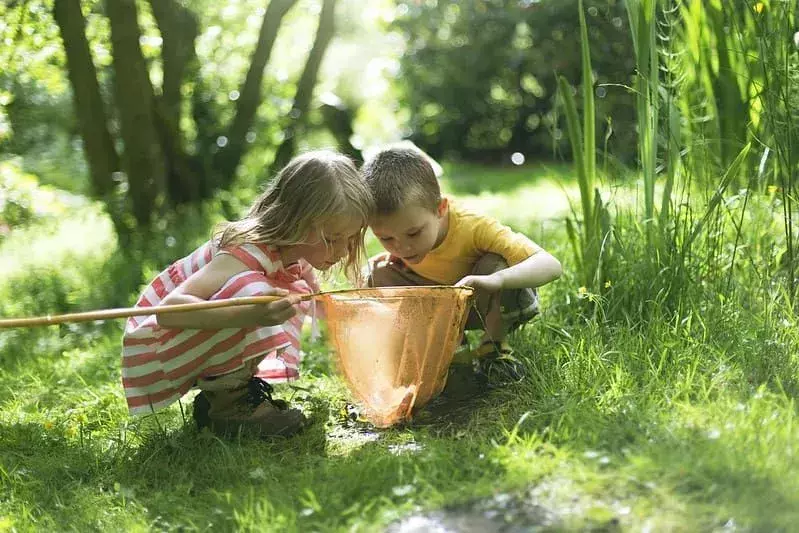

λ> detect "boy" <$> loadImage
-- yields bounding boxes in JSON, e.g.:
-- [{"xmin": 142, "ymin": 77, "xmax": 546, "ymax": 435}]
[{"xmin": 362, "ymin": 146, "xmax": 562, "ymax": 386}]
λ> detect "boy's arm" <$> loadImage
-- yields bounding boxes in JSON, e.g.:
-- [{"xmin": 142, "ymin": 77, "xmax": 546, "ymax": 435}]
[
  {"xmin": 456, "ymin": 214, "xmax": 562, "ymax": 292},
  {"xmin": 456, "ymin": 251, "xmax": 562, "ymax": 292},
  {"xmin": 157, "ymin": 254, "xmax": 299, "ymax": 329}
]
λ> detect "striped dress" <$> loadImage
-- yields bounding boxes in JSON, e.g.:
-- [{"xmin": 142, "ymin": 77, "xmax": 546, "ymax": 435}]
[{"xmin": 121, "ymin": 241, "xmax": 319, "ymax": 416}]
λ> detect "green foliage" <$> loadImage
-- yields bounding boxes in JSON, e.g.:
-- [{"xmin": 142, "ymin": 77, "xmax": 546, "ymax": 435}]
[
  {"xmin": 0, "ymin": 162, "xmax": 36, "ymax": 231},
  {"xmin": 0, "ymin": 159, "xmax": 83, "ymax": 240},
  {"xmin": 392, "ymin": 0, "xmax": 636, "ymax": 163},
  {"xmin": 558, "ymin": 0, "xmax": 611, "ymax": 292}
]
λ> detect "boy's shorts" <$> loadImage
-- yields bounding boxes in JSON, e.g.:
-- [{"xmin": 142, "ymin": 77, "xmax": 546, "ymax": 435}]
[{"xmin": 366, "ymin": 253, "xmax": 539, "ymax": 332}]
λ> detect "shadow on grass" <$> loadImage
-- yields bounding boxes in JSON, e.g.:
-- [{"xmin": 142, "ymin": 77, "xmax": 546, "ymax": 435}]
[{"xmin": 0, "ymin": 382, "xmax": 514, "ymax": 531}]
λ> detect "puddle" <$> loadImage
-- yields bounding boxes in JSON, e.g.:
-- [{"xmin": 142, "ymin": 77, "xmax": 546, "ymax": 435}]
[
  {"xmin": 388, "ymin": 442, "xmax": 424, "ymax": 455},
  {"xmin": 326, "ymin": 424, "xmax": 381, "ymax": 452},
  {"xmin": 386, "ymin": 481, "xmax": 624, "ymax": 533},
  {"xmin": 386, "ymin": 493, "xmax": 554, "ymax": 533}
]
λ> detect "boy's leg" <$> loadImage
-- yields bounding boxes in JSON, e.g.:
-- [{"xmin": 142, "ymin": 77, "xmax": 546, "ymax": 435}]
[
  {"xmin": 464, "ymin": 253, "xmax": 539, "ymax": 386},
  {"xmin": 464, "ymin": 254, "xmax": 539, "ymax": 336},
  {"xmin": 194, "ymin": 357, "xmax": 306, "ymax": 438}
]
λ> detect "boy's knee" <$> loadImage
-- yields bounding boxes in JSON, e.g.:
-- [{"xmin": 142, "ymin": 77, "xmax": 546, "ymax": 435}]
[{"xmin": 472, "ymin": 253, "xmax": 509, "ymax": 276}]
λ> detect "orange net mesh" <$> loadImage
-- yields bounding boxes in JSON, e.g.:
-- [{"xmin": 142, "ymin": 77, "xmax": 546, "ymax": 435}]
[{"xmin": 320, "ymin": 286, "xmax": 475, "ymax": 427}]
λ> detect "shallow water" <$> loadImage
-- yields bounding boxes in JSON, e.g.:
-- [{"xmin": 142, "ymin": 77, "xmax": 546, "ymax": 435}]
[
  {"xmin": 386, "ymin": 483, "xmax": 624, "ymax": 532},
  {"xmin": 386, "ymin": 492, "xmax": 555, "ymax": 533}
]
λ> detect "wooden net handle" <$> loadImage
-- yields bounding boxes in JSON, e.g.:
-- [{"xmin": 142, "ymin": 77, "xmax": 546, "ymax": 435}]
[
  {"xmin": 0, "ymin": 286, "xmax": 471, "ymax": 329},
  {"xmin": 0, "ymin": 294, "xmax": 311, "ymax": 328}
]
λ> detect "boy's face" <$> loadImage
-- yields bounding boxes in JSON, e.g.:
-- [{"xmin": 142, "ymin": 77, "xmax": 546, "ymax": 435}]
[{"xmin": 370, "ymin": 198, "xmax": 448, "ymax": 264}]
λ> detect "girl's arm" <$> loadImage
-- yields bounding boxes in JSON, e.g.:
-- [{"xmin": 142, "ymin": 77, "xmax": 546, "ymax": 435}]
[
  {"xmin": 455, "ymin": 251, "xmax": 562, "ymax": 292},
  {"xmin": 156, "ymin": 254, "xmax": 300, "ymax": 329}
]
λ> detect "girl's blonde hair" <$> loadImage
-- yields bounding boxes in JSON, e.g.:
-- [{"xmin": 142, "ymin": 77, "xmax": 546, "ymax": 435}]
[{"xmin": 216, "ymin": 150, "xmax": 374, "ymax": 282}]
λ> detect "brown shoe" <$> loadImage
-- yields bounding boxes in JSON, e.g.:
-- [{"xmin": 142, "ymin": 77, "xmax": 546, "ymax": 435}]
[{"xmin": 194, "ymin": 377, "xmax": 307, "ymax": 438}]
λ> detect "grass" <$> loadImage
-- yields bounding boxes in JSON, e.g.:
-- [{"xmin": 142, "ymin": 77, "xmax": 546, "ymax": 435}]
[{"xmin": 1, "ymin": 163, "xmax": 799, "ymax": 532}]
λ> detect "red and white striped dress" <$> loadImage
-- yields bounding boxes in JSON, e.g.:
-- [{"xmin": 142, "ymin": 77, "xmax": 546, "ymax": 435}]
[{"xmin": 121, "ymin": 241, "xmax": 319, "ymax": 416}]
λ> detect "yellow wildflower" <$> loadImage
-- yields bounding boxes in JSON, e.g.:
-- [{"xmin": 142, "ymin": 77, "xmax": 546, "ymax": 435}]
[
  {"xmin": 604, "ymin": 280, "xmax": 612, "ymax": 288},
  {"xmin": 755, "ymin": 2, "xmax": 764, "ymax": 13},
  {"xmin": 43, "ymin": 420, "xmax": 54, "ymax": 431},
  {"xmin": 767, "ymin": 185, "xmax": 778, "ymax": 194},
  {"xmin": 578, "ymin": 286, "xmax": 588, "ymax": 295}
]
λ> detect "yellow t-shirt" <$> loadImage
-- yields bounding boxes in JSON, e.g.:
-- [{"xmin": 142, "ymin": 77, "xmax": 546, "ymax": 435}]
[{"xmin": 406, "ymin": 199, "xmax": 542, "ymax": 284}]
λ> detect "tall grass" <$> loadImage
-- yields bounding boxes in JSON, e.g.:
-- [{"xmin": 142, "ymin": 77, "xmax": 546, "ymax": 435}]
[
  {"xmin": 558, "ymin": 0, "xmax": 609, "ymax": 292},
  {"xmin": 557, "ymin": 0, "xmax": 799, "ymax": 331},
  {"xmin": 742, "ymin": 0, "xmax": 799, "ymax": 299},
  {"xmin": 625, "ymin": 0, "xmax": 659, "ymax": 242}
]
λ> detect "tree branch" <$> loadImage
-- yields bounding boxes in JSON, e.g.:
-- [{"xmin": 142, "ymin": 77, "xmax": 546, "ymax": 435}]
[
  {"xmin": 271, "ymin": 0, "xmax": 338, "ymax": 172},
  {"xmin": 213, "ymin": 0, "xmax": 299, "ymax": 187}
]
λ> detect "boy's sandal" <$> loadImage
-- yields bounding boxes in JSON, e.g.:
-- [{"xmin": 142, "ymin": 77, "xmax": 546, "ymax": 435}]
[
  {"xmin": 473, "ymin": 340, "xmax": 526, "ymax": 387},
  {"xmin": 451, "ymin": 341, "xmax": 474, "ymax": 364},
  {"xmin": 471, "ymin": 339, "xmax": 514, "ymax": 359}
]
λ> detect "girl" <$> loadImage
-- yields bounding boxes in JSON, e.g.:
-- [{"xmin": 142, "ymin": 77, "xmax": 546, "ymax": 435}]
[{"xmin": 122, "ymin": 151, "xmax": 374, "ymax": 438}]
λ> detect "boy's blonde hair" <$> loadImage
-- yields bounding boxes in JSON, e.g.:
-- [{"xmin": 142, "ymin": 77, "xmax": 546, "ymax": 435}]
[
  {"xmin": 216, "ymin": 150, "xmax": 374, "ymax": 281},
  {"xmin": 361, "ymin": 146, "xmax": 441, "ymax": 215}
]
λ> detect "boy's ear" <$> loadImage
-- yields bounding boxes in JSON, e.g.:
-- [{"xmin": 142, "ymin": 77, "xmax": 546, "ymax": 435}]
[{"xmin": 437, "ymin": 197, "xmax": 448, "ymax": 218}]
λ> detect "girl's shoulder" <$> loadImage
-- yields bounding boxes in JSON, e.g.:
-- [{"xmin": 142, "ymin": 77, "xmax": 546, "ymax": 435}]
[{"xmin": 216, "ymin": 243, "xmax": 282, "ymax": 274}]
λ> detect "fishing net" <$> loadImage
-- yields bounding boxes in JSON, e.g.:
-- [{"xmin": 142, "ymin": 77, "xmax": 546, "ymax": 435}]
[{"xmin": 320, "ymin": 286, "xmax": 474, "ymax": 427}]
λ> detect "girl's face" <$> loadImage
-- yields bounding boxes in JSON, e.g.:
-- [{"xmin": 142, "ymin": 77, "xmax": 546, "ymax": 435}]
[{"xmin": 286, "ymin": 215, "xmax": 363, "ymax": 270}]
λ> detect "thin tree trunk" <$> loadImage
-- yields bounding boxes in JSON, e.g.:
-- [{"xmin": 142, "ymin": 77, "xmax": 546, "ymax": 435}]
[
  {"xmin": 148, "ymin": 0, "xmax": 202, "ymax": 204},
  {"xmin": 105, "ymin": 0, "xmax": 166, "ymax": 227},
  {"xmin": 212, "ymin": 0, "xmax": 298, "ymax": 187},
  {"xmin": 271, "ymin": 0, "xmax": 338, "ymax": 173},
  {"xmin": 52, "ymin": 0, "xmax": 119, "ymax": 199},
  {"xmin": 147, "ymin": 0, "xmax": 197, "ymax": 129}
]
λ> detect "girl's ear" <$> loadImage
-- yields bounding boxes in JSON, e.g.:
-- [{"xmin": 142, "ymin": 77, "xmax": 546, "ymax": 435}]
[{"xmin": 437, "ymin": 197, "xmax": 449, "ymax": 218}]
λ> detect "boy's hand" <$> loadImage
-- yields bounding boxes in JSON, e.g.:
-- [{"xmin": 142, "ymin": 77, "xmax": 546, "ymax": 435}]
[
  {"xmin": 371, "ymin": 252, "xmax": 404, "ymax": 267},
  {"xmin": 455, "ymin": 274, "xmax": 504, "ymax": 292}
]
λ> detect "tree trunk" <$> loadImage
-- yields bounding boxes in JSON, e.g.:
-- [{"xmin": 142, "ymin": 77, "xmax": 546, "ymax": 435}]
[
  {"xmin": 148, "ymin": 0, "xmax": 203, "ymax": 204},
  {"xmin": 271, "ymin": 0, "xmax": 338, "ymax": 173},
  {"xmin": 52, "ymin": 0, "xmax": 120, "ymax": 200},
  {"xmin": 212, "ymin": 0, "xmax": 298, "ymax": 187},
  {"xmin": 105, "ymin": 0, "xmax": 166, "ymax": 227},
  {"xmin": 320, "ymin": 96, "xmax": 362, "ymax": 162},
  {"xmin": 147, "ymin": 0, "xmax": 197, "ymax": 129}
]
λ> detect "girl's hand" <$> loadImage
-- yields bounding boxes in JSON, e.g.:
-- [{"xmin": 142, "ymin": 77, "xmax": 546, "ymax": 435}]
[
  {"xmin": 251, "ymin": 290, "xmax": 302, "ymax": 326},
  {"xmin": 455, "ymin": 273, "xmax": 504, "ymax": 293}
]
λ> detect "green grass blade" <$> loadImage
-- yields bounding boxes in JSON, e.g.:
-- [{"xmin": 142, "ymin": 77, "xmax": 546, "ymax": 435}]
[
  {"xmin": 578, "ymin": 0, "xmax": 595, "ymax": 192},
  {"xmin": 687, "ymin": 142, "xmax": 752, "ymax": 248},
  {"xmin": 558, "ymin": 75, "xmax": 592, "ymax": 235}
]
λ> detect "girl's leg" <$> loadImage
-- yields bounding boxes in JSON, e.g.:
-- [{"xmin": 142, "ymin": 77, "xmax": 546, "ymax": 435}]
[{"xmin": 194, "ymin": 358, "xmax": 306, "ymax": 438}]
